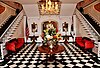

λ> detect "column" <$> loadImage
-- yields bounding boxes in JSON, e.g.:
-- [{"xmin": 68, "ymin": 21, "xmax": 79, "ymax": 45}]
[
  {"xmin": 73, "ymin": 15, "xmax": 76, "ymax": 41},
  {"xmin": 24, "ymin": 16, "xmax": 27, "ymax": 42},
  {"xmin": 98, "ymin": 40, "xmax": 100, "ymax": 61},
  {"xmin": 0, "ymin": 42, "xmax": 4, "ymax": 60}
]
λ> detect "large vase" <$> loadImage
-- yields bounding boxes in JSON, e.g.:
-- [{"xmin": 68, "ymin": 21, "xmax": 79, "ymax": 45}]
[{"xmin": 47, "ymin": 40, "xmax": 57, "ymax": 46}]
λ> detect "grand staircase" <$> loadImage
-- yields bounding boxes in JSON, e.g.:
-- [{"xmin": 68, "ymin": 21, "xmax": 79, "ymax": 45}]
[
  {"xmin": 76, "ymin": 9, "xmax": 100, "ymax": 42},
  {"xmin": 0, "ymin": 10, "xmax": 24, "ymax": 61},
  {"xmin": 75, "ymin": 9, "xmax": 100, "ymax": 60},
  {"xmin": 0, "ymin": 16, "xmax": 16, "ymax": 37},
  {"xmin": 1, "ymin": 11, "xmax": 23, "ymax": 42}
]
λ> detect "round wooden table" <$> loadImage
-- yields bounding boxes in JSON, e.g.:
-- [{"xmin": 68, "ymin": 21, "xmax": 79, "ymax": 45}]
[{"xmin": 38, "ymin": 44, "xmax": 65, "ymax": 63}]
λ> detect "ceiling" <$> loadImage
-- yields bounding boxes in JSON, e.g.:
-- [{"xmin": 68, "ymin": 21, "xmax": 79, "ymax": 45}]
[
  {"xmin": 2, "ymin": 0, "xmax": 82, "ymax": 17},
  {"xmin": 2, "ymin": 0, "xmax": 81, "ymax": 4}
]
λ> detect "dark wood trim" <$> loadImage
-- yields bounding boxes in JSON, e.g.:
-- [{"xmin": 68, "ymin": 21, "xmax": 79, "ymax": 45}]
[{"xmin": 0, "ymin": 1, "xmax": 16, "ymax": 9}]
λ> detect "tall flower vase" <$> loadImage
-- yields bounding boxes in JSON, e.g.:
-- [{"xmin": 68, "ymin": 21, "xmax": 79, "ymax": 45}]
[
  {"xmin": 47, "ymin": 40, "xmax": 58, "ymax": 51},
  {"xmin": 47, "ymin": 40, "xmax": 55, "ymax": 61}
]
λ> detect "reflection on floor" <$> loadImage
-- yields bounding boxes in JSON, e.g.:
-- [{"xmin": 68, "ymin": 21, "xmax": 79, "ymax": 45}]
[{"xmin": 2, "ymin": 43, "xmax": 100, "ymax": 68}]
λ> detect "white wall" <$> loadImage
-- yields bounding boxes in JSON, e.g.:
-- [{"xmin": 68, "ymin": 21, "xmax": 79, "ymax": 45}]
[
  {"xmin": 61, "ymin": 4, "xmax": 77, "ymax": 16},
  {"xmin": 75, "ymin": 13, "xmax": 89, "ymax": 37},
  {"xmin": 23, "ymin": 4, "xmax": 39, "ymax": 17},
  {"xmin": 23, "ymin": 3, "xmax": 77, "ymax": 17},
  {"xmin": 28, "ymin": 15, "xmax": 72, "ymax": 36},
  {"xmin": 13, "ymin": 18, "xmax": 24, "ymax": 38}
]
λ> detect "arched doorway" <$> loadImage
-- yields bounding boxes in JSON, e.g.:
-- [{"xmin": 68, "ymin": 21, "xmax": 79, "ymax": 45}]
[{"xmin": 42, "ymin": 21, "xmax": 58, "ymax": 32}]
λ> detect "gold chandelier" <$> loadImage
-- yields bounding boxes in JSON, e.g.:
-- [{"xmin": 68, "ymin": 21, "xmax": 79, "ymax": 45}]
[{"xmin": 38, "ymin": 0, "xmax": 61, "ymax": 15}]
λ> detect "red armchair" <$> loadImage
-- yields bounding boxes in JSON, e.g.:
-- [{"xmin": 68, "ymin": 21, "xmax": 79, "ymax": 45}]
[
  {"xmin": 6, "ymin": 38, "xmax": 24, "ymax": 53},
  {"xmin": 84, "ymin": 38, "xmax": 94, "ymax": 49},
  {"xmin": 6, "ymin": 42, "xmax": 16, "ymax": 52},
  {"xmin": 75, "ymin": 37, "xmax": 84, "ymax": 48},
  {"xmin": 75, "ymin": 37, "xmax": 94, "ymax": 50},
  {"xmin": 15, "ymin": 38, "xmax": 24, "ymax": 49}
]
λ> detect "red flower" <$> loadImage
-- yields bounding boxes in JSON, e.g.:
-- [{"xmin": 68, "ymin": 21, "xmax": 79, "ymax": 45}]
[
  {"xmin": 53, "ymin": 35, "xmax": 57, "ymax": 39},
  {"xmin": 58, "ymin": 38, "xmax": 62, "ymax": 40},
  {"xmin": 59, "ymin": 34, "xmax": 61, "ymax": 36}
]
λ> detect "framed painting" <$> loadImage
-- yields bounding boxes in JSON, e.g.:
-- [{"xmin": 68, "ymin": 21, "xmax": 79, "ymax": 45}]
[
  {"xmin": 31, "ymin": 23, "xmax": 37, "ymax": 32},
  {"xmin": 62, "ymin": 22, "xmax": 68, "ymax": 32}
]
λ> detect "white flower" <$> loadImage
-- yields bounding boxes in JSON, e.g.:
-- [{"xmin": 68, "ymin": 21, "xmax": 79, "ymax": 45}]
[
  {"xmin": 46, "ymin": 35, "xmax": 53, "ymax": 40},
  {"xmin": 50, "ymin": 36, "xmax": 53, "ymax": 39},
  {"xmin": 46, "ymin": 35, "xmax": 51, "ymax": 39}
]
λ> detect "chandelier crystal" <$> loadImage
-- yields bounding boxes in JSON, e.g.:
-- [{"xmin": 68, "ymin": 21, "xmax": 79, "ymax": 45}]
[{"xmin": 38, "ymin": 0, "xmax": 61, "ymax": 15}]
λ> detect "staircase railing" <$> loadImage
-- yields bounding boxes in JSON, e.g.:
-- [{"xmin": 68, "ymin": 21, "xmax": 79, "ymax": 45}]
[
  {"xmin": 75, "ymin": 8, "xmax": 100, "ymax": 60},
  {"xmin": 87, "ymin": 14, "xmax": 100, "ymax": 27},
  {"xmin": 0, "ymin": 9, "xmax": 24, "ymax": 42},
  {"xmin": 0, "ymin": 9, "xmax": 24, "ymax": 60},
  {"xmin": 75, "ymin": 9, "xmax": 100, "ymax": 40},
  {"xmin": 0, "ymin": 15, "xmax": 11, "ymax": 28}
]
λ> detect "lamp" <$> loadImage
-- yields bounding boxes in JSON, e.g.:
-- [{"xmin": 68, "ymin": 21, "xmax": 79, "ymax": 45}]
[{"xmin": 38, "ymin": 0, "xmax": 61, "ymax": 15}]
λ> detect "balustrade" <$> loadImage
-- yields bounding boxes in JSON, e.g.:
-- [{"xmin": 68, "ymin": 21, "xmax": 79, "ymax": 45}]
[
  {"xmin": 0, "ymin": 9, "xmax": 24, "ymax": 61},
  {"xmin": 75, "ymin": 8, "xmax": 100, "ymax": 59}
]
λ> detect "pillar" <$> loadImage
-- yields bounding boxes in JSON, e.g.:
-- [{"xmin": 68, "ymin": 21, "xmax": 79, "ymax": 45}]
[{"xmin": 73, "ymin": 15, "xmax": 77, "ymax": 41}]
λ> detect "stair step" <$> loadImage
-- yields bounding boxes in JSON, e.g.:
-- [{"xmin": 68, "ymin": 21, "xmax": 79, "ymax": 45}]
[
  {"xmin": 84, "ymin": 14, "xmax": 100, "ymax": 34},
  {"xmin": 0, "ymin": 16, "xmax": 16, "ymax": 37}
]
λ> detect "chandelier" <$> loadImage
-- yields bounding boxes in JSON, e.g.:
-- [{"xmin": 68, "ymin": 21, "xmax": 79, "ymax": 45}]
[{"xmin": 38, "ymin": 0, "xmax": 61, "ymax": 15}]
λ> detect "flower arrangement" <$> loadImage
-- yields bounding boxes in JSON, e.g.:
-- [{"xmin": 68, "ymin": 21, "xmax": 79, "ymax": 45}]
[{"xmin": 42, "ymin": 24, "xmax": 62, "ymax": 45}]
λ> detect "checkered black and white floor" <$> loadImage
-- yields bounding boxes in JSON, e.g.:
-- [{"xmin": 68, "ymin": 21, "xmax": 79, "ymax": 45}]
[{"xmin": 2, "ymin": 43, "xmax": 100, "ymax": 68}]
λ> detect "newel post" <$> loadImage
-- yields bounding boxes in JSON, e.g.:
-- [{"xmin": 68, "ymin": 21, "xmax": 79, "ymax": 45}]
[{"xmin": 98, "ymin": 40, "xmax": 100, "ymax": 61}]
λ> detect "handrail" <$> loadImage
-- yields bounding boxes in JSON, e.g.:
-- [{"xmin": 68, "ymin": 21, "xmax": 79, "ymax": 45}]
[
  {"xmin": 76, "ymin": 9, "xmax": 100, "ymax": 40},
  {"xmin": 0, "ymin": 9, "xmax": 23, "ymax": 40}
]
